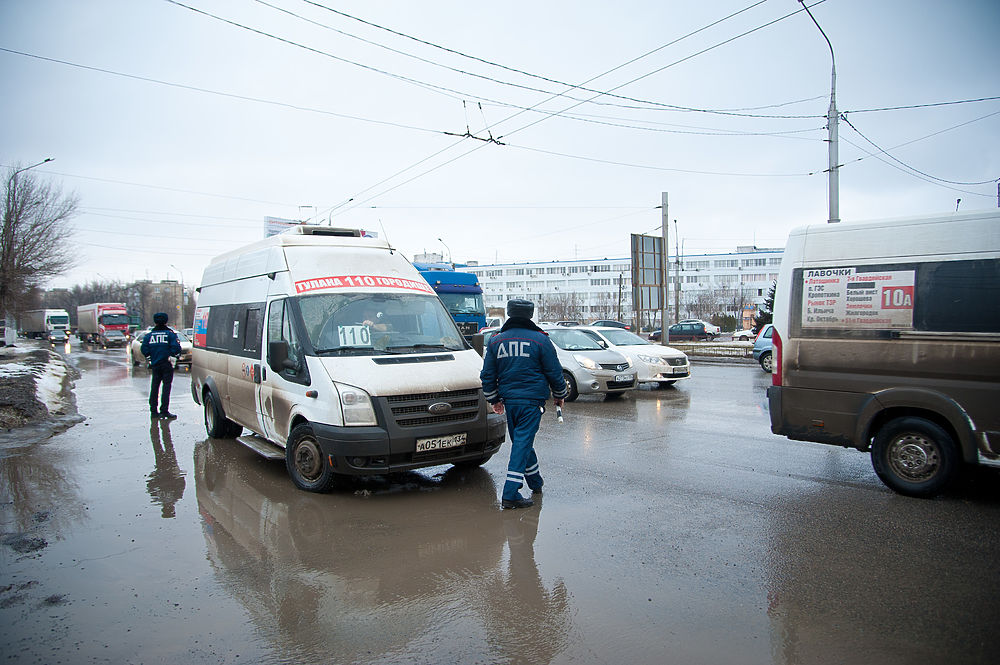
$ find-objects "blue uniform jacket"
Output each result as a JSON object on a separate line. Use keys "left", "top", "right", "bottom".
{"left": 481, "top": 320, "right": 568, "bottom": 405}
{"left": 141, "top": 326, "right": 182, "bottom": 367}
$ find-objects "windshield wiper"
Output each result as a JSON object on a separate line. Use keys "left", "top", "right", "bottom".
{"left": 314, "top": 346, "right": 376, "bottom": 356}
{"left": 385, "top": 343, "right": 452, "bottom": 352}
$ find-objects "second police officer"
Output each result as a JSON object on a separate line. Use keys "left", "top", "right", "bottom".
{"left": 480, "top": 299, "right": 568, "bottom": 509}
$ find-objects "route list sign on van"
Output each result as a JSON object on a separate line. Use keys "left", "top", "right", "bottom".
{"left": 801, "top": 268, "right": 915, "bottom": 329}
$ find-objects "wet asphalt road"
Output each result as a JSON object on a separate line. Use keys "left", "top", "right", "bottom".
{"left": 2, "top": 343, "right": 999, "bottom": 664}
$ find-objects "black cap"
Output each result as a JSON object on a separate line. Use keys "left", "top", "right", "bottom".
{"left": 506, "top": 299, "right": 534, "bottom": 319}
{"left": 153, "top": 312, "right": 168, "bottom": 325}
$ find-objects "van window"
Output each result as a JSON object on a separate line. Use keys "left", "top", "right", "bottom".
{"left": 206, "top": 304, "right": 234, "bottom": 351}
{"left": 243, "top": 307, "right": 262, "bottom": 353}
{"left": 915, "top": 259, "right": 1000, "bottom": 333}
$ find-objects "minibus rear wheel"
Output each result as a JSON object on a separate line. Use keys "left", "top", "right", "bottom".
{"left": 286, "top": 424, "right": 337, "bottom": 492}
{"left": 871, "top": 417, "right": 959, "bottom": 498}
{"left": 204, "top": 389, "right": 241, "bottom": 439}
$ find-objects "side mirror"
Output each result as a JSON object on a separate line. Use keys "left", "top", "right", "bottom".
{"left": 268, "top": 340, "right": 296, "bottom": 371}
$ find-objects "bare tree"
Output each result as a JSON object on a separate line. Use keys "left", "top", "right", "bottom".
{"left": 1, "top": 164, "right": 79, "bottom": 318}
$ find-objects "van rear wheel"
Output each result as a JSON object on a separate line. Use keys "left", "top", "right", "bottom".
{"left": 286, "top": 424, "right": 337, "bottom": 492}
{"left": 871, "top": 417, "right": 959, "bottom": 498}
{"left": 204, "top": 390, "right": 240, "bottom": 439}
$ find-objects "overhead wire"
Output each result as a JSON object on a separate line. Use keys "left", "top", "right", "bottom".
{"left": 332, "top": 1, "right": 832, "bottom": 215}
{"left": 840, "top": 110, "right": 1000, "bottom": 186}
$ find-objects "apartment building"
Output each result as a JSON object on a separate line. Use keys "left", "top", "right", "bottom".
{"left": 459, "top": 246, "right": 782, "bottom": 328}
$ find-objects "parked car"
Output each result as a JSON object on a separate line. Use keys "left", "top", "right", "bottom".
{"left": 731, "top": 329, "right": 756, "bottom": 341}
{"left": 590, "top": 319, "right": 630, "bottom": 330}
{"left": 483, "top": 317, "right": 503, "bottom": 329}
{"left": 664, "top": 322, "right": 714, "bottom": 342}
{"left": 576, "top": 326, "right": 689, "bottom": 387}
{"left": 752, "top": 323, "right": 774, "bottom": 372}
{"left": 540, "top": 326, "right": 637, "bottom": 401}
{"left": 555, "top": 320, "right": 581, "bottom": 327}
{"left": 679, "top": 319, "right": 720, "bottom": 337}
{"left": 128, "top": 327, "right": 193, "bottom": 367}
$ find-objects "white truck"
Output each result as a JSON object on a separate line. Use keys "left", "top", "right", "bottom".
{"left": 21, "top": 308, "right": 71, "bottom": 339}
{"left": 77, "top": 302, "right": 130, "bottom": 346}
{"left": 190, "top": 225, "right": 506, "bottom": 492}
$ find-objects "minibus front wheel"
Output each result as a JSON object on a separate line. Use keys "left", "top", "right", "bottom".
{"left": 871, "top": 417, "right": 959, "bottom": 498}
{"left": 286, "top": 423, "right": 337, "bottom": 492}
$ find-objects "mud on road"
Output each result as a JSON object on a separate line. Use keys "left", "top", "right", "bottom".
{"left": 2, "top": 342, "right": 1000, "bottom": 664}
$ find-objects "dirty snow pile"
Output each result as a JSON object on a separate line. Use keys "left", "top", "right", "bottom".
{"left": 0, "top": 346, "right": 75, "bottom": 429}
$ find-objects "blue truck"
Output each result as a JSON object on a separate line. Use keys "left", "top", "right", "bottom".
{"left": 414, "top": 262, "right": 487, "bottom": 339}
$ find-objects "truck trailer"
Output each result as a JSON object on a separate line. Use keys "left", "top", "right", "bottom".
{"left": 77, "top": 302, "right": 131, "bottom": 346}
{"left": 21, "top": 308, "right": 71, "bottom": 339}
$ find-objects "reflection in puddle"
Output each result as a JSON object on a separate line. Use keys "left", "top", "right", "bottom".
{"left": 194, "top": 439, "right": 572, "bottom": 661}
{"left": 146, "top": 419, "right": 186, "bottom": 518}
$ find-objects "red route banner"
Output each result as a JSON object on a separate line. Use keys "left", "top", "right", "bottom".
{"left": 294, "top": 274, "right": 435, "bottom": 295}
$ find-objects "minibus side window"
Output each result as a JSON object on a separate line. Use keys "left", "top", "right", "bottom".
{"left": 206, "top": 305, "right": 234, "bottom": 351}
{"left": 915, "top": 259, "right": 1000, "bottom": 333}
{"left": 243, "top": 308, "right": 262, "bottom": 353}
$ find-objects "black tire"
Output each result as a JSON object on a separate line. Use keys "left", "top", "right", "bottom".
{"left": 871, "top": 417, "right": 959, "bottom": 498}
{"left": 286, "top": 423, "right": 337, "bottom": 492}
{"left": 563, "top": 371, "right": 579, "bottom": 402}
{"left": 758, "top": 351, "right": 773, "bottom": 373}
{"left": 604, "top": 392, "right": 624, "bottom": 400}
{"left": 204, "top": 389, "right": 240, "bottom": 439}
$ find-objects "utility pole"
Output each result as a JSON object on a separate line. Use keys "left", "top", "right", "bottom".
{"left": 799, "top": 0, "right": 840, "bottom": 223}
{"left": 674, "top": 219, "right": 681, "bottom": 322}
{"left": 660, "top": 192, "right": 668, "bottom": 346}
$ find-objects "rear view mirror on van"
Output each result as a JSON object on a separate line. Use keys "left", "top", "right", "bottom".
{"left": 268, "top": 340, "right": 296, "bottom": 372}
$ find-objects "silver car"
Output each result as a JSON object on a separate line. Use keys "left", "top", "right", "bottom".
{"left": 129, "top": 327, "right": 194, "bottom": 367}
{"left": 576, "top": 326, "right": 690, "bottom": 388}
{"left": 541, "top": 326, "right": 637, "bottom": 401}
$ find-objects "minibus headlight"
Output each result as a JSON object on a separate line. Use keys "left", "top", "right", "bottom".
{"left": 334, "top": 382, "right": 377, "bottom": 426}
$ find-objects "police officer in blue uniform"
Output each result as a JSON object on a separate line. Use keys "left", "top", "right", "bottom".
{"left": 141, "top": 312, "right": 182, "bottom": 419}
{"left": 481, "top": 300, "right": 568, "bottom": 509}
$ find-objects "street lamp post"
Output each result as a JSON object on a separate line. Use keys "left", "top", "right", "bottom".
{"left": 437, "top": 238, "right": 453, "bottom": 268}
{"left": 799, "top": 1, "right": 840, "bottom": 224}
{"left": 169, "top": 264, "right": 185, "bottom": 326}
{"left": 2, "top": 158, "right": 54, "bottom": 346}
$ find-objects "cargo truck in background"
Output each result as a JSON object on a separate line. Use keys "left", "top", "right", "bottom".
{"left": 21, "top": 308, "right": 71, "bottom": 339}
{"left": 767, "top": 210, "right": 1000, "bottom": 498}
{"left": 77, "top": 302, "right": 131, "bottom": 346}
{"left": 413, "top": 262, "right": 487, "bottom": 339}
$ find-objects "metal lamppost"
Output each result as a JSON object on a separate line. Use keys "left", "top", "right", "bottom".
{"left": 799, "top": 0, "right": 840, "bottom": 223}
{"left": 438, "top": 238, "right": 453, "bottom": 268}
{"left": 2, "top": 158, "right": 54, "bottom": 345}
{"left": 169, "top": 264, "right": 185, "bottom": 326}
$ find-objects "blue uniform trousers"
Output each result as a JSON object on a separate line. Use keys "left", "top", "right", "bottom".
{"left": 502, "top": 402, "right": 545, "bottom": 501}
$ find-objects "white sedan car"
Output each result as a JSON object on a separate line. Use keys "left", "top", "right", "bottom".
{"left": 576, "top": 326, "right": 690, "bottom": 387}
{"left": 731, "top": 329, "right": 756, "bottom": 341}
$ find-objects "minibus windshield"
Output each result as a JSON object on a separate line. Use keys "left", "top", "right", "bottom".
{"left": 297, "top": 293, "right": 466, "bottom": 356}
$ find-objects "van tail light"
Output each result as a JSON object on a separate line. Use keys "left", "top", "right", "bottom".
{"left": 771, "top": 328, "right": 782, "bottom": 386}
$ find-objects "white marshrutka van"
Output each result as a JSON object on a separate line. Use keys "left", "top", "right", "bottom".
{"left": 191, "top": 226, "right": 506, "bottom": 492}
{"left": 767, "top": 211, "right": 1000, "bottom": 497}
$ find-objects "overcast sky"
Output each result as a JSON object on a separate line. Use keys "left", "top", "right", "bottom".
{"left": 2, "top": 0, "right": 997, "bottom": 290}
